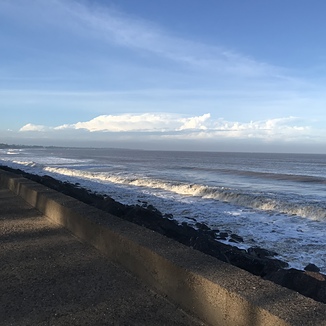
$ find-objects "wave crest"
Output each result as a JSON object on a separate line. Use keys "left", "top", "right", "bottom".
{"left": 43, "top": 166, "right": 326, "bottom": 221}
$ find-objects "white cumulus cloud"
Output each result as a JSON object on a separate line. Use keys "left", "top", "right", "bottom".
{"left": 64, "top": 113, "right": 211, "bottom": 132}
{"left": 178, "top": 113, "right": 211, "bottom": 130}
{"left": 19, "top": 123, "right": 47, "bottom": 132}
{"left": 18, "top": 113, "right": 314, "bottom": 145}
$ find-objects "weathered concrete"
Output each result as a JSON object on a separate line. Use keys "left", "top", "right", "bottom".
{"left": 1, "top": 170, "right": 326, "bottom": 326}
{"left": 0, "top": 186, "right": 204, "bottom": 325}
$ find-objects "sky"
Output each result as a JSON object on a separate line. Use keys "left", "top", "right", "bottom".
{"left": 1, "top": 0, "right": 326, "bottom": 153}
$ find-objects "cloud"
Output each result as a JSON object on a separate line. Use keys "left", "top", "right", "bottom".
{"left": 170, "top": 116, "right": 311, "bottom": 142}
{"left": 178, "top": 113, "right": 211, "bottom": 130}
{"left": 44, "top": 0, "right": 282, "bottom": 79}
{"left": 58, "top": 113, "right": 209, "bottom": 132}
{"left": 19, "top": 113, "right": 312, "bottom": 144}
{"left": 19, "top": 123, "right": 47, "bottom": 132}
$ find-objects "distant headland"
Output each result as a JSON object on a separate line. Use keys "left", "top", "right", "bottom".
{"left": 0, "top": 143, "right": 56, "bottom": 149}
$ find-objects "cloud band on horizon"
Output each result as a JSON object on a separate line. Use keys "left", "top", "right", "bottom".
{"left": 18, "top": 113, "right": 312, "bottom": 143}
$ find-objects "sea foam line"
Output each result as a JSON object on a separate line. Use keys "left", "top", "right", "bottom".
{"left": 42, "top": 166, "right": 326, "bottom": 222}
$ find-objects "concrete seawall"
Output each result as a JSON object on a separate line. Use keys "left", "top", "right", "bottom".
{"left": 1, "top": 170, "right": 325, "bottom": 326}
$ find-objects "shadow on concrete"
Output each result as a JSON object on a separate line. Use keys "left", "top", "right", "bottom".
{"left": 0, "top": 188, "right": 202, "bottom": 326}
{"left": 0, "top": 227, "right": 62, "bottom": 243}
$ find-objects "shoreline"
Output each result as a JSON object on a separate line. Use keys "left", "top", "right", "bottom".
{"left": 1, "top": 165, "right": 325, "bottom": 304}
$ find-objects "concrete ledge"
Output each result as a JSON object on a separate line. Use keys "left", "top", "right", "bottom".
{"left": 1, "top": 170, "right": 325, "bottom": 326}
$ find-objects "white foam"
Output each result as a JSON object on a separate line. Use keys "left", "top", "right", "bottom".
{"left": 42, "top": 166, "right": 326, "bottom": 222}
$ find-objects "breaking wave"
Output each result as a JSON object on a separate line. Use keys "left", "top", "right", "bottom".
{"left": 43, "top": 166, "right": 326, "bottom": 222}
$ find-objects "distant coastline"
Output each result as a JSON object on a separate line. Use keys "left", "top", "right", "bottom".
{"left": 0, "top": 143, "right": 45, "bottom": 149}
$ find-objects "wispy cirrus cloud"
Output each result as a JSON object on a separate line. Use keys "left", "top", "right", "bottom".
{"left": 0, "top": 0, "right": 317, "bottom": 105}
{"left": 0, "top": 0, "right": 292, "bottom": 103}
{"left": 43, "top": 0, "right": 282, "bottom": 79}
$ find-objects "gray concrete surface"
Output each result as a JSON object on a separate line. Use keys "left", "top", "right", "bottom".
{"left": 0, "top": 187, "right": 204, "bottom": 326}
{"left": 1, "top": 170, "right": 326, "bottom": 326}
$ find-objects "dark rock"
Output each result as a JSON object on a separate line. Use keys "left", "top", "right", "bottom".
{"left": 230, "top": 234, "right": 244, "bottom": 243}
{"left": 215, "top": 236, "right": 227, "bottom": 241}
{"left": 304, "top": 263, "right": 320, "bottom": 273}
{"left": 147, "top": 204, "right": 161, "bottom": 215}
{"left": 184, "top": 216, "right": 197, "bottom": 222}
{"left": 195, "top": 222, "right": 210, "bottom": 231}
{"left": 247, "top": 247, "right": 278, "bottom": 258}
{"left": 205, "top": 230, "right": 218, "bottom": 238}
{"left": 219, "top": 232, "right": 229, "bottom": 238}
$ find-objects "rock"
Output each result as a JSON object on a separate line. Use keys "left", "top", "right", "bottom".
{"left": 195, "top": 222, "right": 210, "bottom": 231}
{"left": 247, "top": 247, "right": 278, "bottom": 258}
{"left": 230, "top": 234, "right": 244, "bottom": 243}
{"left": 184, "top": 216, "right": 197, "bottom": 222}
{"left": 304, "top": 263, "right": 320, "bottom": 273}
{"left": 205, "top": 230, "right": 218, "bottom": 238}
{"left": 147, "top": 204, "right": 161, "bottom": 214}
{"left": 216, "top": 236, "right": 227, "bottom": 241}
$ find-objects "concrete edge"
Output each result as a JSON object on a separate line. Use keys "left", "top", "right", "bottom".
{"left": 1, "top": 170, "right": 325, "bottom": 326}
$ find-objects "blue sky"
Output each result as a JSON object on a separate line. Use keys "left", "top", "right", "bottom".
{"left": 1, "top": 0, "right": 326, "bottom": 152}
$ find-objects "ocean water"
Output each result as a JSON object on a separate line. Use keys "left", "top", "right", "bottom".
{"left": 1, "top": 147, "right": 326, "bottom": 272}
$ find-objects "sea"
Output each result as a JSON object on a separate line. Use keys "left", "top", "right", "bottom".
{"left": 1, "top": 147, "right": 326, "bottom": 273}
